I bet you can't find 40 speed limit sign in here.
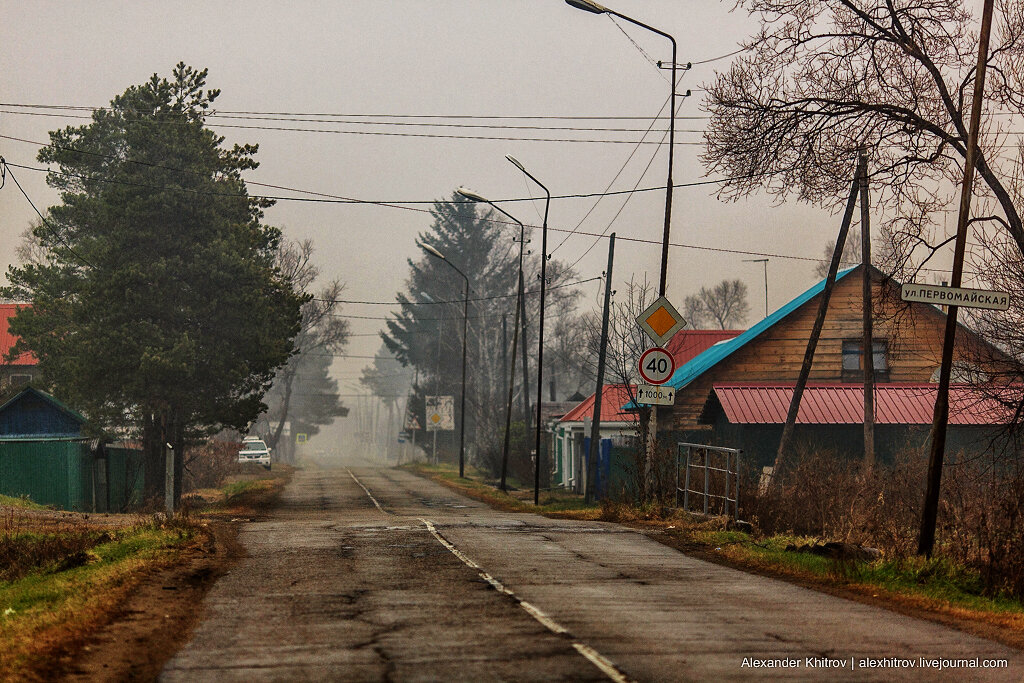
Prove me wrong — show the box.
[638,347,675,385]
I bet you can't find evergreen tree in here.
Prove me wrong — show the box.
[3,64,304,501]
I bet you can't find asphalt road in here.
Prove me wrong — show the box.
[161,466,1023,682]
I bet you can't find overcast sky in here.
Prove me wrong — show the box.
[1,0,845,411]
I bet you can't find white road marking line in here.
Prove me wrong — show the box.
[346,468,386,514]
[420,518,632,683]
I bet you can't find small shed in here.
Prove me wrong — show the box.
[0,386,86,438]
[0,387,145,511]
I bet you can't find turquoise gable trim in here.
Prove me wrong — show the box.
[624,267,858,409]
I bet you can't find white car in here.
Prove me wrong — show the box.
[238,437,272,467]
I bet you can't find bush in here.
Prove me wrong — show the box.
[183,439,242,491]
[742,444,1024,598]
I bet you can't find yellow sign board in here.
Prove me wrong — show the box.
[637,295,686,345]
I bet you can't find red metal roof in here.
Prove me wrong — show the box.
[560,384,637,424]
[0,304,36,366]
[709,383,1014,425]
[665,329,741,366]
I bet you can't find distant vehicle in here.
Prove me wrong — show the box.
[238,437,272,468]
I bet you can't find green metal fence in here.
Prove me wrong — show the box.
[105,446,146,512]
[0,438,94,510]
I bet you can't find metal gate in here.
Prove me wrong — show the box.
[676,443,741,519]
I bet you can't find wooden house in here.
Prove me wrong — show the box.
[655,265,1014,465]
[552,330,743,491]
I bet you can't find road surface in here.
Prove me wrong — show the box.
[162,466,1022,681]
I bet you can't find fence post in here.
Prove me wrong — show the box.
[683,446,691,511]
[723,451,730,517]
[703,447,710,515]
[675,445,680,507]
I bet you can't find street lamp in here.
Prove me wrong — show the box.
[566,0,678,297]
[457,186,527,494]
[419,243,470,478]
[506,155,550,506]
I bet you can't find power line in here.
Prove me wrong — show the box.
[318,276,600,306]
[2,157,968,274]
[0,109,705,146]
[0,107,711,135]
[0,158,95,268]
[0,101,713,120]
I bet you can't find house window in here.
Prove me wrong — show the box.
[842,340,888,382]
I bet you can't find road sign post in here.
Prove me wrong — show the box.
[635,385,675,406]
[425,396,454,432]
[637,296,686,346]
[901,283,1010,311]
[638,347,675,385]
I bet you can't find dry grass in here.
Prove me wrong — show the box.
[0,517,198,682]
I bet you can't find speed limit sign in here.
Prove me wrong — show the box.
[638,347,675,385]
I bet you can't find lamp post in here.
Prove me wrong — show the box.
[568,0,680,504]
[743,258,769,318]
[507,156,550,506]
[420,244,470,478]
[457,187,527,493]
[566,0,677,297]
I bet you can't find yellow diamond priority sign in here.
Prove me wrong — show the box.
[637,295,686,346]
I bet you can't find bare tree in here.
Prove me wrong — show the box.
[262,239,349,460]
[683,279,750,330]
[703,1,1024,281]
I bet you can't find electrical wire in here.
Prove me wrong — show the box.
[0,158,95,268]
[0,107,711,134]
[0,101,713,120]
[0,110,704,146]
[316,276,600,306]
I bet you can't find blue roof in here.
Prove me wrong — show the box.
[624,267,858,409]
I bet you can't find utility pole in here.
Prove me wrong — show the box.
[500,270,524,491]
[773,158,864,480]
[919,0,995,557]
[520,279,531,448]
[859,151,875,470]
[743,258,769,318]
[585,234,615,503]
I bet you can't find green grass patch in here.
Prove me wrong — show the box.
[0,495,45,511]
[679,531,1024,617]
[0,521,195,680]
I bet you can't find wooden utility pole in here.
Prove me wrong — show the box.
[859,152,876,469]
[500,275,523,491]
[520,277,532,447]
[772,158,865,480]
[585,233,615,503]
[919,0,995,557]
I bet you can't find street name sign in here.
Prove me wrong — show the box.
[425,395,454,432]
[637,295,687,345]
[901,283,1010,311]
[636,384,675,406]
[638,347,675,385]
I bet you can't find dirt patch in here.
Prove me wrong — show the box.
[28,521,240,682]
[35,470,291,681]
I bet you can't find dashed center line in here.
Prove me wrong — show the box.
[420,518,632,683]
[347,468,632,682]
[345,468,386,513]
